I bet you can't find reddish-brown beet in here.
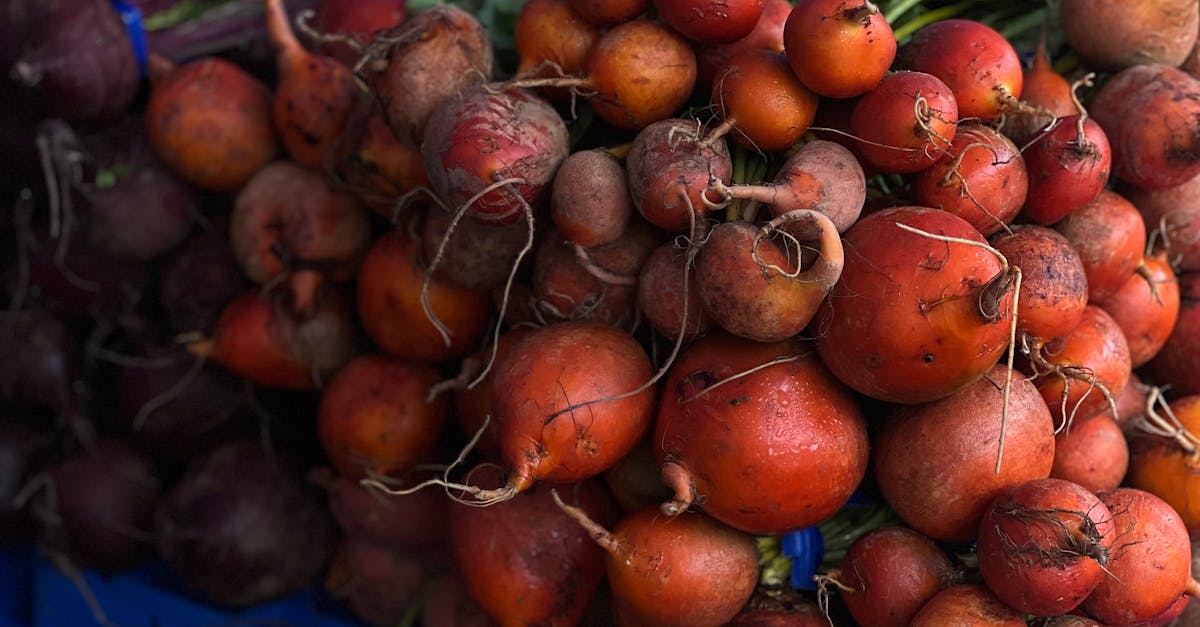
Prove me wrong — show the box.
[317,354,449,481]
[710,49,817,152]
[199,286,361,390]
[990,225,1089,347]
[637,240,716,342]
[782,0,895,98]
[144,56,277,192]
[696,211,843,342]
[1028,305,1132,429]
[310,0,407,65]
[626,118,732,232]
[551,148,633,248]
[555,502,758,627]
[449,475,617,627]
[328,97,429,216]
[1059,0,1199,71]
[312,468,449,553]
[909,584,1026,626]
[1083,488,1195,624]
[1126,395,1200,534]
[836,526,960,627]
[486,321,656,496]
[897,19,1023,121]
[583,19,697,130]
[514,0,602,88]
[655,0,762,43]
[355,229,493,364]
[694,0,789,92]
[1019,115,1112,226]
[872,365,1056,542]
[1051,415,1129,495]
[911,123,1028,235]
[1055,189,1147,303]
[324,538,426,627]
[850,71,959,174]
[812,207,1013,404]
[231,161,372,312]
[265,0,358,170]
[653,332,868,534]
[976,478,1115,616]
[1121,173,1200,272]
[363,5,493,144]
[1145,272,1200,398]
[1098,254,1180,367]
[1089,64,1200,190]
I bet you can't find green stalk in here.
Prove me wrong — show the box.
[999,7,1048,42]
[142,0,238,31]
[727,145,750,221]
[882,0,924,25]
[891,0,975,41]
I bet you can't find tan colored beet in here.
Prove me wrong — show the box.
[362,5,493,144]
[637,241,715,342]
[653,332,868,534]
[551,148,633,248]
[873,365,1056,542]
[1059,0,1199,71]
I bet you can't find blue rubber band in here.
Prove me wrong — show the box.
[111,1,149,79]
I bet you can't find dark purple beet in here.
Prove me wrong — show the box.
[0,0,50,69]
[35,436,163,573]
[75,116,197,261]
[157,227,250,335]
[0,416,55,545]
[8,0,139,123]
[154,440,336,608]
[0,308,79,415]
[114,343,251,463]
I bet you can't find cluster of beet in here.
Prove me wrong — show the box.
[6,0,1200,625]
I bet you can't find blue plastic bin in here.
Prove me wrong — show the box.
[0,545,34,627]
[32,552,362,627]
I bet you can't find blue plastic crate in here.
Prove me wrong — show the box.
[0,545,34,627]
[33,553,363,627]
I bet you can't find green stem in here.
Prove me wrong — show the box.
[999,7,1048,42]
[891,0,975,41]
[1053,50,1080,76]
[882,0,924,25]
[142,0,239,31]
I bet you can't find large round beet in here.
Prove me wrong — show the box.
[653,332,868,534]
[872,365,1056,542]
[812,206,1014,404]
[153,441,336,608]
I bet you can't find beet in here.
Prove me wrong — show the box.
[0,308,80,416]
[157,228,252,336]
[36,437,163,573]
[154,440,336,608]
[312,468,449,553]
[0,417,54,545]
[9,0,139,123]
[324,538,426,627]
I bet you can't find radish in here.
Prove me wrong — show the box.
[975,478,1115,616]
[264,0,359,171]
[553,499,758,627]
[782,0,895,99]
[850,71,959,174]
[143,55,278,192]
[653,332,868,534]
[1059,0,1199,71]
[896,19,1023,121]
[359,5,493,144]
[812,206,1014,404]
[910,123,1028,236]
[873,364,1056,542]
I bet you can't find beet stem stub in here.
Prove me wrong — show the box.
[660,461,696,516]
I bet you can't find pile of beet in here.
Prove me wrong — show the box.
[7,0,1200,625]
